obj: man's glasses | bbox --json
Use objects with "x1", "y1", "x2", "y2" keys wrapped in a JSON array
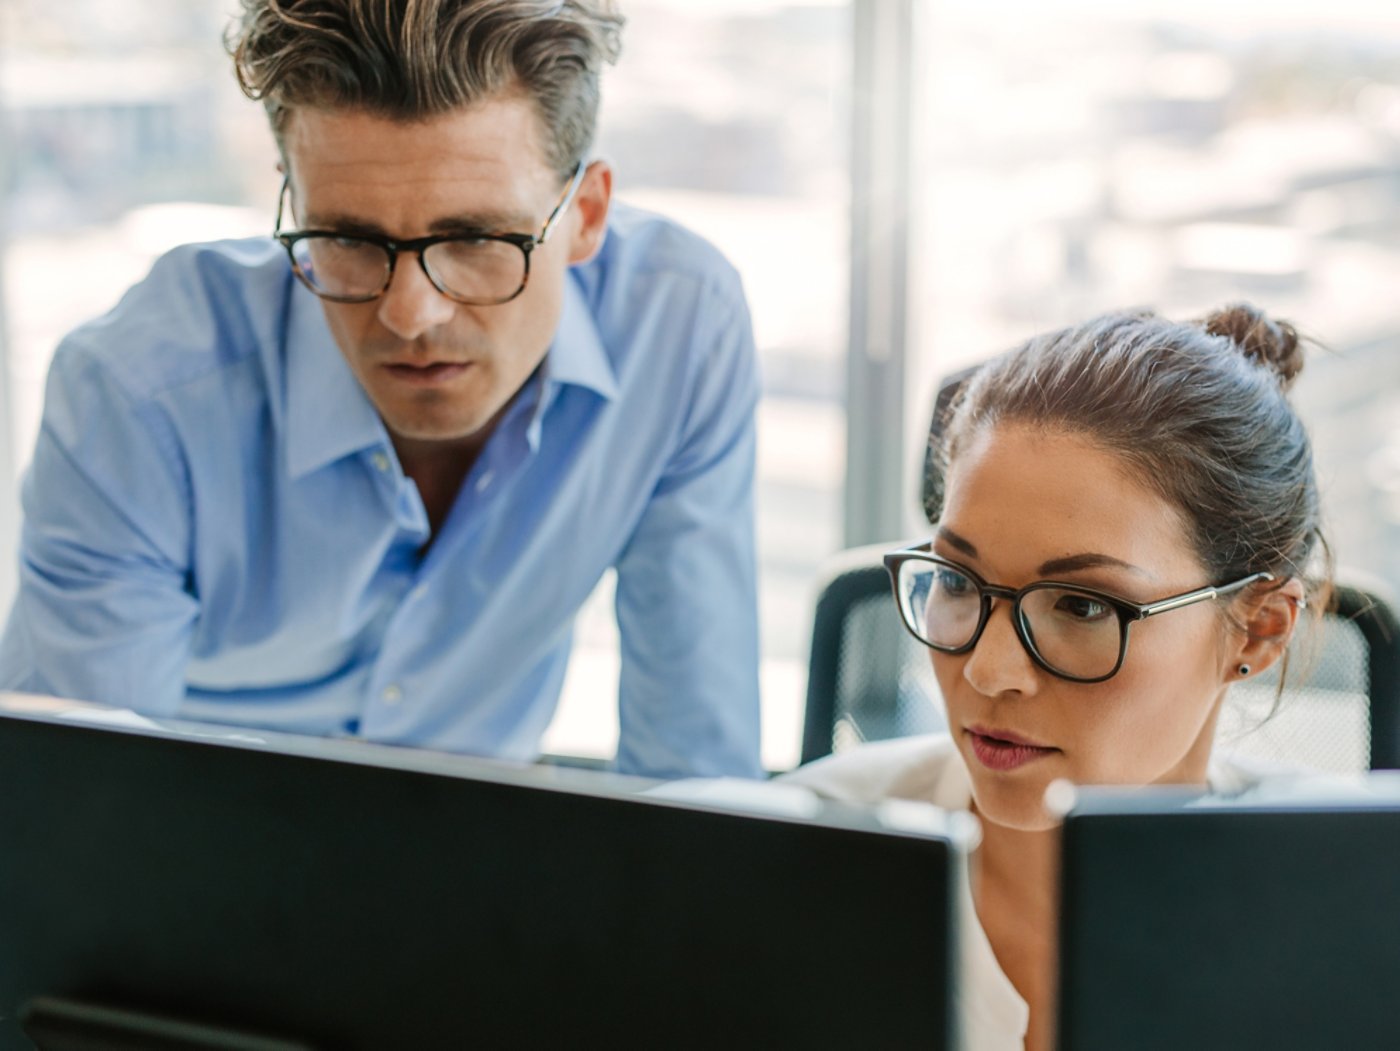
[
  {"x1": 883, "y1": 543, "x2": 1272, "y2": 683},
  {"x1": 272, "y1": 162, "x2": 586, "y2": 306}
]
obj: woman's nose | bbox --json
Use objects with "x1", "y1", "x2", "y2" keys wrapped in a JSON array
[{"x1": 960, "y1": 600, "x2": 1040, "y2": 697}]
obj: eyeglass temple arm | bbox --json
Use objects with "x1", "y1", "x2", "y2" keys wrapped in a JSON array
[
  {"x1": 538, "y1": 162, "x2": 587, "y2": 244},
  {"x1": 1137, "y1": 571, "x2": 1275, "y2": 619},
  {"x1": 273, "y1": 176, "x2": 291, "y2": 234}
]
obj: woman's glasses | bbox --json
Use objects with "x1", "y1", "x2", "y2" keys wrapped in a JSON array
[{"x1": 883, "y1": 543, "x2": 1272, "y2": 683}]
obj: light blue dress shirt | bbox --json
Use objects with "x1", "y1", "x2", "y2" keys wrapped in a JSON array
[{"x1": 0, "y1": 203, "x2": 762, "y2": 778}]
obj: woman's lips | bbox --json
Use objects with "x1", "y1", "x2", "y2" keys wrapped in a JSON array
[{"x1": 964, "y1": 726, "x2": 1058, "y2": 772}]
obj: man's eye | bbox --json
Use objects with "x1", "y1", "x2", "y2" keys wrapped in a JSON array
[
  {"x1": 328, "y1": 236, "x2": 375, "y2": 252},
  {"x1": 436, "y1": 238, "x2": 497, "y2": 259}
]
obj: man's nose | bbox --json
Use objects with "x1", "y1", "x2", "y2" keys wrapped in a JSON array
[{"x1": 375, "y1": 256, "x2": 457, "y2": 341}]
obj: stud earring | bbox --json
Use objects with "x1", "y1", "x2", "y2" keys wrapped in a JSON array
[{"x1": 1237, "y1": 664, "x2": 1251, "y2": 677}]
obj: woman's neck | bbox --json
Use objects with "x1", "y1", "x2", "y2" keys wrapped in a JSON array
[
  {"x1": 972, "y1": 810, "x2": 1059, "y2": 925},
  {"x1": 970, "y1": 809, "x2": 1061, "y2": 1051}
]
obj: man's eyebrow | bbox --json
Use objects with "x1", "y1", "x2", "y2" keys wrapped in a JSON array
[
  {"x1": 935, "y1": 525, "x2": 978, "y2": 559},
  {"x1": 428, "y1": 211, "x2": 531, "y2": 235},
  {"x1": 300, "y1": 212, "x2": 390, "y2": 237},
  {"x1": 1037, "y1": 552, "x2": 1149, "y2": 578},
  {"x1": 298, "y1": 210, "x2": 531, "y2": 237}
]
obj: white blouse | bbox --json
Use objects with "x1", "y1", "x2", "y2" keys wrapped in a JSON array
[{"x1": 779, "y1": 734, "x2": 1270, "y2": 1051}]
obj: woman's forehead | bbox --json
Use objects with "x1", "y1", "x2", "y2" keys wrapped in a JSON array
[{"x1": 940, "y1": 422, "x2": 1200, "y2": 584}]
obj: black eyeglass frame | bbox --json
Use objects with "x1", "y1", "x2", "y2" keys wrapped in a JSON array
[
  {"x1": 272, "y1": 161, "x2": 587, "y2": 306},
  {"x1": 882, "y1": 542, "x2": 1274, "y2": 683}
]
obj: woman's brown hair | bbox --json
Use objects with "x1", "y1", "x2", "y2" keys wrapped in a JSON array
[{"x1": 936, "y1": 304, "x2": 1330, "y2": 678}]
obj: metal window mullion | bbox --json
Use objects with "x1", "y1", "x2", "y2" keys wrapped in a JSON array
[
  {"x1": 844, "y1": 0, "x2": 916, "y2": 549},
  {"x1": 0, "y1": 65, "x2": 17, "y2": 611}
]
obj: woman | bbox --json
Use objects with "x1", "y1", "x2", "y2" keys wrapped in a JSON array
[{"x1": 783, "y1": 303, "x2": 1325, "y2": 1051}]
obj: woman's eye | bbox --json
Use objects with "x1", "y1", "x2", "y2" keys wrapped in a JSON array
[
  {"x1": 1055, "y1": 593, "x2": 1111, "y2": 620},
  {"x1": 935, "y1": 569, "x2": 975, "y2": 597}
]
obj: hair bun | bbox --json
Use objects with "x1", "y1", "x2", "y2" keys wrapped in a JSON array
[{"x1": 1200, "y1": 303, "x2": 1304, "y2": 390}]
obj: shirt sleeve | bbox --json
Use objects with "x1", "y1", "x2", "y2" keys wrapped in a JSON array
[
  {"x1": 611, "y1": 275, "x2": 763, "y2": 779},
  {"x1": 0, "y1": 341, "x2": 197, "y2": 712}
]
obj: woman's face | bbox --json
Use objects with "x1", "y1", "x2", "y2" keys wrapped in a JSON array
[{"x1": 933, "y1": 422, "x2": 1237, "y2": 832}]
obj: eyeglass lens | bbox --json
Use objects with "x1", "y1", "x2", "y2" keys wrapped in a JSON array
[
  {"x1": 288, "y1": 236, "x2": 527, "y2": 303},
  {"x1": 896, "y1": 561, "x2": 1123, "y2": 680}
]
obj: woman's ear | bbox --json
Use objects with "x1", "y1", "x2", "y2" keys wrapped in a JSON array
[{"x1": 1228, "y1": 578, "x2": 1307, "y2": 681}]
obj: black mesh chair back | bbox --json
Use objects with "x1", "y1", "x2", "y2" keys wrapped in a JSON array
[
  {"x1": 1218, "y1": 580, "x2": 1400, "y2": 771},
  {"x1": 800, "y1": 550, "x2": 1400, "y2": 772},
  {"x1": 800, "y1": 545, "x2": 944, "y2": 766}
]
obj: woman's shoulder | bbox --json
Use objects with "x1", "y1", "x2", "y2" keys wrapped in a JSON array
[
  {"x1": 1209, "y1": 749, "x2": 1372, "y2": 800},
  {"x1": 1208, "y1": 749, "x2": 1320, "y2": 793},
  {"x1": 777, "y1": 733, "x2": 968, "y2": 808}
]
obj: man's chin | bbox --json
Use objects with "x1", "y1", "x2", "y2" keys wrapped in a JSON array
[
  {"x1": 369, "y1": 380, "x2": 516, "y2": 451},
  {"x1": 384, "y1": 416, "x2": 495, "y2": 447}
]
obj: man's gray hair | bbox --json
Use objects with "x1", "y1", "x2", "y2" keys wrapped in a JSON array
[{"x1": 229, "y1": 0, "x2": 624, "y2": 178}]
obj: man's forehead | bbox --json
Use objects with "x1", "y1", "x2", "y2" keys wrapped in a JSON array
[
  {"x1": 281, "y1": 95, "x2": 554, "y2": 185},
  {"x1": 279, "y1": 98, "x2": 559, "y2": 230}
]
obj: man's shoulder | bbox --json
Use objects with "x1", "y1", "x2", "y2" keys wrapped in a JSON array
[
  {"x1": 53, "y1": 238, "x2": 290, "y2": 404},
  {"x1": 585, "y1": 200, "x2": 745, "y2": 304}
]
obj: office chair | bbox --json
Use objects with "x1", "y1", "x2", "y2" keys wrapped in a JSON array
[
  {"x1": 1218, "y1": 576, "x2": 1400, "y2": 772},
  {"x1": 800, "y1": 369, "x2": 1400, "y2": 772},
  {"x1": 799, "y1": 366, "x2": 970, "y2": 766},
  {"x1": 799, "y1": 543, "x2": 944, "y2": 766}
]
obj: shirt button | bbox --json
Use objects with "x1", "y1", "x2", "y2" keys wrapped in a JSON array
[
  {"x1": 408, "y1": 584, "x2": 427, "y2": 602},
  {"x1": 372, "y1": 451, "x2": 391, "y2": 473},
  {"x1": 476, "y1": 470, "x2": 494, "y2": 492},
  {"x1": 381, "y1": 684, "x2": 403, "y2": 705}
]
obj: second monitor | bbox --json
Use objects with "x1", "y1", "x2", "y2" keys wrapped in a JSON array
[{"x1": 1058, "y1": 781, "x2": 1400, "y2": 1051}]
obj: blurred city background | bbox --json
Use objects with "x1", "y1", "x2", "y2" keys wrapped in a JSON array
[{"x1": 2, "y1": 0, "x2": 1397, "y2": 770}]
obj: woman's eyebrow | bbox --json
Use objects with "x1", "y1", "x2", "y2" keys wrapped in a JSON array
[
  {"x1": 935, "y1": 525, "x2": 978, "y2": 559},
  {"x1": 938, "y1": 526, "x2": 1149, "y2": 578},
  {"x1": 1038, "y1": 552, "x2": 1149, "y2": 578}
]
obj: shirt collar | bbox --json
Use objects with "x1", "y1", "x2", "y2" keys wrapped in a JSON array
[
  {"x1": 542, "y1": 276, "x2": 619, "y2": 403},
  {"x1": 523, "y1": 276, "x2": 618, "y2": 450},
  {"x1": 283, "y1": 272, "x2": 619, "y2": 478},
  {"x1": 284, "y1": 282, "x2": 388, "y2": 480}
]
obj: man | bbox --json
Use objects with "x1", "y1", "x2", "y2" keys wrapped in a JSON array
[{"x1": 0, "y1": 0, "x2": 762, "y2": 779}]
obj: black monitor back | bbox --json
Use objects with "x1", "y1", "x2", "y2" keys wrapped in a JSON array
[
  {"x1": 1058, "y1": 787, "x2": 1400, "y2": 1051},
  {"x1": 0, "y1": 703, "x2": 958, "y2": 1050}
]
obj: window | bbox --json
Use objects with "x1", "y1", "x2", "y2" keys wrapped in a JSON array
[
  {"x1": 907, "y1": 1, "x2": 1400, "y2": 600},
  {"x1": 546, "y1": 0, "x2": 851, "y2": 769},
  {"x1": 904, "y1": 1, "x2": 1400, "y2": 770}
]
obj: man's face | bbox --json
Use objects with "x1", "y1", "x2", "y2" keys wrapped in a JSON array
[{"x1": 281, "y1": 97, "x2": 610, "y2": 448}]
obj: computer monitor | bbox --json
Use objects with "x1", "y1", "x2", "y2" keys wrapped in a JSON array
[
  {"x1": 1057, "y1": 781, "x2": 1400, "y2": 1051},
  {"x1": 0, "y1": 695, "x2": 965, "y2": 1050}
]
